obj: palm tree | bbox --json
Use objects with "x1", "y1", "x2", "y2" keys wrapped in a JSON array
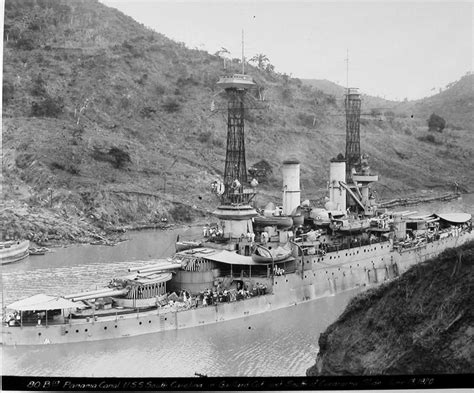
[
  {"x1": 249, "y1": 54, "x2": 270, "y2": 70},
  {"x1": 214, "y1": 47, "x2": 230, "y2": 69}
]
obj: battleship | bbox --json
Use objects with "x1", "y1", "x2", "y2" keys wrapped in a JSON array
[{"x1": 2, "y1": 76, "x2": 473, "y2": 346}]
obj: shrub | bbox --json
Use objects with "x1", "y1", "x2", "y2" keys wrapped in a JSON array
[
  {"x1": 170, "y1": 205, "x2": 192, "y2": 222},
  {"x1": 154, "y1": 83, "x2": 166, "y2": 95},
  {"x1": 31, "y1": 74, "x2": 47, "y2": 97},
  {"x1": 417, "y1": 134, "x2": 443, "y2": 145},
  {"x1": 197, "y1": 131, "x2": 212, "y2": 144},
  {"x1": 3, "y1": 79, "x2": 14, "y2": 103},
  {"x1": 50, "y1": 162, "x2": 65, "y2": 170},
  {"x1": 31, "y1": 96, "x2": 64, "y2": 117},
  {"x1": 140, "y1": 106, "x2": 156, "y2": 118},
  {"x1": 108, "y1": 147, "x2": 131, "y2": 169},
  {"x1": 427, "y1": 113, "x2": 446, "y2": 132},
  {"x1": 162, "y1": 98, "x2": 181, "y2": 113},
  {"x1": 15, "y1": 37, "x2": 35, "y2": 50},
  {"x1": 297, "y1": 112, "x2": 315, "y2": 128},
  {"x1": 326, "y1": 95, "x2": 337, "y2": 105},
  {"x1": 281, "y1": 87, "x2": 292, "y2": 101}
]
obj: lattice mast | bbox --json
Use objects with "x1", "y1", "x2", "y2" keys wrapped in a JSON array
[
  {"x1": 223, "y1": 88, "x2": 248, "y2": 203},
  {"x1": 344, "y1": 87, "x2": 362, "y2": 180}
]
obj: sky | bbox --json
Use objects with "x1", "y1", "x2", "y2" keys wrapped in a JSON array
[{"x1": 101, "y1": 0, "x2": 473, "y2": 100}]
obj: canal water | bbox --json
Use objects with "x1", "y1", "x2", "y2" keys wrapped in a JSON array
[{"x1": 2, "y1": 195, "x2": 473, "y2": 377}]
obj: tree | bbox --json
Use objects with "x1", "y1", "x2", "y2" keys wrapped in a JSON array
[
  {"x1": 214, "y1": 47, "x2": 230, "y2": 69},
  {"x1": 427, "y1": 113, "x2": 446, "y2": 132},
  {"x1": 249, "y1": 53, "x2": 269, "y2": 70}
]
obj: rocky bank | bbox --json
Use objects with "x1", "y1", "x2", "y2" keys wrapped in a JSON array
[{"x1": 307, "y1": 241, "x2": 474, "y2": 375}]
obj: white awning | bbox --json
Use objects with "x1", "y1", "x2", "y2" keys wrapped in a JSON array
[
  {"x1": 7, "y1": 294, "x2": 81, "y2": 311},
  {"x1": 187, "y1": 248, "x2": 294, "y2": 265},
  {"x1": 435, "y1": 213, "x2": 472, "y2": 224}
]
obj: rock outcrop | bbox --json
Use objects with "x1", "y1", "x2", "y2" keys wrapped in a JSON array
[{"x1": 307, "y1": 241, "x2": 474, "y2": 375}]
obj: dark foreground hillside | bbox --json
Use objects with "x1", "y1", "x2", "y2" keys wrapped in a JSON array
[{"x1": 307, "y1": 240, "x2": 474, "y2": 375}]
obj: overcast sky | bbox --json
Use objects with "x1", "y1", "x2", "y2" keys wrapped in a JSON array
[{"x1": 102, "y1": 0, "x2": 473, "y2": 101}]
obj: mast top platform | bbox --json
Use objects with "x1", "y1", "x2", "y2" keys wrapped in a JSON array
[
  {"x1": 217, "y1": 74, "x2": 255, "y2": 90},
  {"x1": 345, "y1": 87, "x2": 360, "y2": 98}
]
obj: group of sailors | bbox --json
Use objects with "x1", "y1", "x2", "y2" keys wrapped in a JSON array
[
  {"x1": 240, "y1": 232, "x2": 256, "y2": 243},
  {"x1": 196, "y1": 282, "x2": 268, "y2": 306},
  {"x1": 202, "y1": 224, "x2": 223, "y2": 239},
  {"x1": 273, "y1": 266, "x2": 285, "y2": 276}
]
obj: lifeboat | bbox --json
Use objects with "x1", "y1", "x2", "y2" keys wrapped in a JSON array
[
  {"x1": 254, "y1": 215, "x2": 293, "y2": 229},
  {"x1": 175, "y1": 240, "x2": 202, "y2": 252},
  {"x1": 331, "y1": 219, "x2": 370, "y2": 234},
  {"x1": 252, "y1": 243, "x2": 293, "y2": 263}
]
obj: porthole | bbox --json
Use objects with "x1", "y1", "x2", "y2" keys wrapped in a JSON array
[
  {"x1": 104, "y1": 326, "x2": 107, "y2": 330},
  {"x1": 115, "y1": 325, "x2": 118, "y2": 328},
  {"x1": 85, "y1": 329, "x2": 88, "y2": 332},
  {"x1": 149, "y1": 320, "x2": 151, "y2": 324},
  {"x1": 75, "y1": 329, "x2": 79, "y2": 333},
  {"x1": 139, "y1": 322, "x2": 142, "y2": 325},
  {"x1": 65, "y1": 330, "x2": 68, "y2": 334},
  {"x1": 165, "y1": 317, "x2": 167, "y2": 320},
  {"x1": 38, "y1": 332, "x2": 42, "y2": 336}
]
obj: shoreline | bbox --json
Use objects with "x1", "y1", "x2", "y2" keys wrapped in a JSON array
[{"x1": 2, "y1": 190, "x2": 466, "y2": 249}]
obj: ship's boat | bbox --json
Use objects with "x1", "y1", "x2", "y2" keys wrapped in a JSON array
[
  {"x1": 331, "y1": 218, "x2": 371, "y2": 233},
  {"x1": 175, "y1": 240, "x2": 202, "y2": 252},
  {"x1": 252, "y1": 243, "x2": 293, "y2": 263},
  {"x1": 0, "y1": 240, "x2": 29, "y2": 265},
  {"x1": 254, "y1": 215, "x2": 293, "y2": 229}
]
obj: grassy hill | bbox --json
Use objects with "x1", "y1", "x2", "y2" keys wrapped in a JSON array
[
  {"x1": 2, "y1": 0, "x2": 474, "y2": 241},
  {"x1": 300, "y1": 78, "x2": 399, "y2": 110},
  {"x1": 393, "y1": 73, "x2": 474, "y2": 131},
  {"x1": 307, "y1": 240, "x2": 474, "y2": 375}
]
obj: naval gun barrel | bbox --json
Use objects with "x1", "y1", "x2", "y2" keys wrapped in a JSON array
[
  {"x1": 130, "y1": 263, "x2": 181, "y2": 274},
  {"x1": 64, "y1": 288, "x2": 114, "y2": 299},
  {"x1": 127, "y1": 259, "x2": 173, "y2": 272},
  {"x1": 72, "y1": 289, "x2": 128, "y2": 302}
]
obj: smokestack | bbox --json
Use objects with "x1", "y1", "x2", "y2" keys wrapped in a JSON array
[
  {"x1": 282, "y1": 159, "x2": 301, "y2": 216},
  {"x1": 328, "y1": 157, "x2": 346, "y2": 212}
]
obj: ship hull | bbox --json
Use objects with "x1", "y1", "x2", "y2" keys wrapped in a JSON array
[
  {"x1": 3, "y1": 230, "x2": 473, "y2": 346},
  {"x1": 1, "y1": 240, "x2": 30, "y2": 265}
]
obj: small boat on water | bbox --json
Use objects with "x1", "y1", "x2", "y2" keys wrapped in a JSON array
[
  {"x1": 28, "y1": 247, "x2": 50, "y2": 256},
  {"x1": 0, "y1": 240, "x2": 29, "y2": 265},
  {"x1": 252, "y1": 243, "x2": 293, "y2": 263}
]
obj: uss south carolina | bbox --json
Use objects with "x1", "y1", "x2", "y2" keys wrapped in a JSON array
[{"x1": 3, "y1": 74, "x2": 473, "y2": 346}]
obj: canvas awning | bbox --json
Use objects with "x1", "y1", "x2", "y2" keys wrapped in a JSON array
[
  {"x1": 435, "y1": 213, "x2": 472, "y2": 224},
  {"x1": 7, "y1": 294, "x2": 81, "y2": 311},
  {"x1": 185, "y1": 248, "x2": 294, "y2": 265}
]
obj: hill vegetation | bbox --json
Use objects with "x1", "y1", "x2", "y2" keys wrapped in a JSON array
[
  {"x1": 307, "y1": 240, "x2": 474, "y2": 375},
  {"x1": 2, "y1": 0, "x2": 473, "y2": 242}
]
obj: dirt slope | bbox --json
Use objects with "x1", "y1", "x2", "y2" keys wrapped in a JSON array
[{"x1": 307, "y1": 241, "x2": 474, "y2": 375}]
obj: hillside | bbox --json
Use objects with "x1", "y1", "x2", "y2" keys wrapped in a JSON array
[
  {"x1": 2, "y1": 0, "x2": 474, "y2": 243},
  {"x1": 393, "y1": 73, "x2": 474, "y2": 131},
  {"x1": 307, "y1": 240, "x2": 474, "y2": 375},
  {"x1": 301, "y1": 78, "x2": 399, "y2": 110}
]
